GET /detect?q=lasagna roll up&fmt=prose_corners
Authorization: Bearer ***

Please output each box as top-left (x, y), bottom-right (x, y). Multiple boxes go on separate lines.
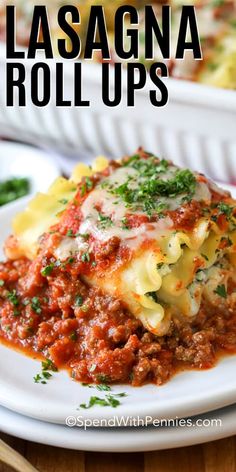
top-left (6, 150), bottom-right (236, 336)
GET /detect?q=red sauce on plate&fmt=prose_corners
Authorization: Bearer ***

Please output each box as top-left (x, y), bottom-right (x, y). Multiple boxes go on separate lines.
top-left (0, 255), bottom-right (236, 386)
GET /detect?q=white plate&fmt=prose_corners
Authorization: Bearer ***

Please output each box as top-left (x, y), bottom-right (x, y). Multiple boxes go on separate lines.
top-left (0, 141), bottom-right (60, 195)
top-left (0, 402), bottom-right (236, 452)
top-left (0, 185), bottom-right (236, 426)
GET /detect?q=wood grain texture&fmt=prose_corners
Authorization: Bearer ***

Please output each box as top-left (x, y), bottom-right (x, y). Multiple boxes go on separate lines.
top-left (0, 434), bottom-right (236, 472)
top-left (0, 439), bottom-right (38, 472)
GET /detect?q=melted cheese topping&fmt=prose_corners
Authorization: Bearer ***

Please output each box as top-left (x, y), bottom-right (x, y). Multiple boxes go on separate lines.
top-left (55, 163), bottom-right (211, 259)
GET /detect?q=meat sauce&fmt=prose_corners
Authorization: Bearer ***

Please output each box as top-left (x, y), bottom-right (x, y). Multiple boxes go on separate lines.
top-left (0, 254), bottom-right (236, 386)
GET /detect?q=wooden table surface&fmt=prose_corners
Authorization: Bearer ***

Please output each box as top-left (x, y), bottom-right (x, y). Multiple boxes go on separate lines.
top-left (1, 433), bottom-right (236, 472)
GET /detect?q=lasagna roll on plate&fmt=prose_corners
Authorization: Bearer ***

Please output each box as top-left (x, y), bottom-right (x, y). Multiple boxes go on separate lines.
top-left (6, 149), bottom-right (236, 337)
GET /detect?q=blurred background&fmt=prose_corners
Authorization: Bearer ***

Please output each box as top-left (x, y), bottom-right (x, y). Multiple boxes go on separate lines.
top-left (0, 0), bottom-right (235, 205)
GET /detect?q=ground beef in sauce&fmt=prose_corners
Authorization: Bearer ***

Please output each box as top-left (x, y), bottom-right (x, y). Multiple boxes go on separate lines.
top-left (0, 257), bottom-right (236, 386)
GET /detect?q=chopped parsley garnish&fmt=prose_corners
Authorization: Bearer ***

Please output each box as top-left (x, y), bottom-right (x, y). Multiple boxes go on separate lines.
top-left (0, 279), bottom-right (4, 287)
top-left (79, 392), bottom-right (127, 409)
top-left (85, 177), bottom-right (93, 190)
top-left (80, 185), bottom-right (86, 197)
top-left (41, 263), bottom-right (54, 277)
top-left (105, 395), bottom-right (121, 408)
top-left (23, 298), bottom-right (30, 306)
top-left (123, 154), bottom-right (142, 167)
top-left (33, 374), bottom-right (43, 384)
top-left (81, 252), bottom-right (90, 262)
top-left (124, 154), bottom-right (169, 177)
top-left (42, 358), bottom-right (58, 372)
top-left (13, 309), bottom-right (20, 317)
top-left (31, 297), bottom-right (41, 314)
top-left (33, 371), bottom-right (52, 384)
top-left (111, 164), bottom-right (196, 216)
top-left (96, 384), bottom-right (112, 391)
top-left (81, 383), bottom-right (111, 392)
top-left (67, 257), bottom-right (75, 264)
top-left (34, 358), bottom-right (57, 384)
top-left (89, 363), bottom-right (97, 372)
top-left (154, 202), bottom-right (168, 217)
top-left (7, 290), bottom-right (19, 306)
top-left (59, 198), bottom-right (68, 205)
top-left (42, 371), bottom-right (52, 380)
top-left (0, 177), bottom-right (30, 206)
top-left (98, 212), bottom-right (113, 228)
top-left (75, 295), bottom-right (83, 307)
top-left (214, 284), bottom-right (227, 299)
top-left (66, 229), bottom-right (74, 237)
top-left (79, 396), bottom-right (111, 409)
top-left (70, 331), bottom-right (78, 341)
top-left (97, 374), bottom-right (110, 383)
top-left (121, 217), bottom-right (130, 230)
top-left (76, 232), bottom-right (89, 240)
top-left (217, 203), bottom-right (233, 218)
top-left (80, 177), bottom-right (93, 197)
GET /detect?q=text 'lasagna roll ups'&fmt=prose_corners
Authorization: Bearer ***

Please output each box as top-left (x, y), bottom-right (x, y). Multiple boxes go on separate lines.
top-left (5, 149), bottom-right (236, 336)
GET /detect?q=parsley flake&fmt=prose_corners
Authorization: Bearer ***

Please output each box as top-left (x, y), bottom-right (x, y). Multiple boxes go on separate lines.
top-left (81, 252), bottom-right (90, 263)
top-left (98, 213), bottom-right (113, 228)
top-left (76, 232), bottom-right (89, 240)
top-left (66, 229), bottom-right (74, 237)
top-left (70, 331), bottom-right (78, 341)
top-left (214, 284), bottom-right (227, 299)
top-left (7, 290), bottom-right (19, 306)
top-left (42, 358), bottom-right (58, 372)
top-left (75, 295), bottom-right (83, 307)
top-left (79, 393), bottom-right (127, 409)
top-left (31, 297), bottom-right (42, 314)
top-left (217, 203), bottom-right (233, 218)
top-left (96, 384), bottom-right (112, 392)
top-left (111, 158), bottom-right (196, 217)
top-left (41, 263), bottom-right (54, 277)
top-left (42, 371), bottom-right (52, 380)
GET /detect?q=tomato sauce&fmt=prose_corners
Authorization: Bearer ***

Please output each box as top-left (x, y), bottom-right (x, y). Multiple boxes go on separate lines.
top-left (0, 253), bottom-right (236, 386)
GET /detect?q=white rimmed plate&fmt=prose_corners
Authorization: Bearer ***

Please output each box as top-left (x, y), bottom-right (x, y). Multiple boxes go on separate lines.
top-left (0, 185), bottom-right (236, 425)
top-left (0, 402), bottom-right (236, 452)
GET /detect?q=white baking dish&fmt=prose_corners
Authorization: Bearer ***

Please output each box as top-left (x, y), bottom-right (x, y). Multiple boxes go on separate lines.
top-left (0, 42), bottom-right (236, 182)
